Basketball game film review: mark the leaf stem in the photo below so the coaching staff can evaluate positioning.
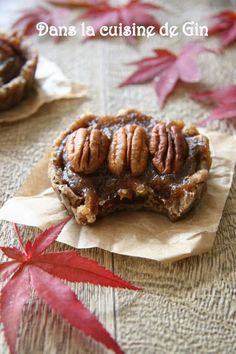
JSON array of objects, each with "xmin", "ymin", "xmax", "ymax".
[{"xmin": 12, "ymin": 223, "xmax": 27, "ymax": 256}]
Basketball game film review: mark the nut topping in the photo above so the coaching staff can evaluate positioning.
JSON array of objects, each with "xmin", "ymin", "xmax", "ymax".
[
  {"xmin": 108, "ymin": 125, "xmax": 148, "ymax": 176},
  {"xmin": 149, "ymin": 122, "xmax": 188, "ymax": 175},
  {"xmin": 66, "ymin": 128, "xmax": 110, "ymax": 174}
]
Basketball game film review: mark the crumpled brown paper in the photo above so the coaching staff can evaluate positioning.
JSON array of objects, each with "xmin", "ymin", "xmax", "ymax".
[
  {"xmin": 0, "ymin": 56, "xmax": 87, "ymax": 124},
  {"xmin": 0, "ymin": 130, "xmax": 235, "ymax": 262}
]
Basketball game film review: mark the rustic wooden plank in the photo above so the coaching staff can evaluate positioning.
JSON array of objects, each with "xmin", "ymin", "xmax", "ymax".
[{"xmin": 112, "ymin": 177, "xmax": 236, "ymax": 354}]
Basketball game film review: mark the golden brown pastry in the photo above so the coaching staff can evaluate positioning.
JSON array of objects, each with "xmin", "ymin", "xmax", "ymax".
[
  {"xmin": 0, "ymin": 32, "xmax": 37, "ymax": 111},
  {"xmin": 49, "ymin": 109, "xmax": 212, "ymax": 225}
]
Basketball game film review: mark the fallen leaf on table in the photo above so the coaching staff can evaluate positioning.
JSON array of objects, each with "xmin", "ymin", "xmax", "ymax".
[
  {"xmin": 78, "ymin": 0, "xmax": 162, "ymax": 44},
  {"xmin": 48, "ymin": 0, "xmax": 108, "ymax": 7},
  {"xmin": 120, "ymin": 42, "xmax": 214, "ymax": 108},
  {"xmin": 208, "ymin": 11, "xmax": 236, "ymax": 48},
  {"xmin": 0, "ymin": 219, "xmax": 140, "ymax": 354},
  {"xmin": 192, "ymin": 85, "xmax": 236, "ymax": 125},
  {"xmin": 12, "ymin": 6, "xmax": 70, "ymax": 41}
]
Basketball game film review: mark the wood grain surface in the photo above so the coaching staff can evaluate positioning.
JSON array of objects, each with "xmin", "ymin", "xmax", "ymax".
[{"xmin": 0, "ymin": 0, "xmax": 235, "ymax": 353}]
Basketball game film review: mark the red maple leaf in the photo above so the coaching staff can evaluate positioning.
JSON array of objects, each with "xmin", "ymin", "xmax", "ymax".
[
  {"xmin": 192, "ymin": 85, "xmax": 236, "ymax": 126},
  {"xmin": 78, "ymin": 0, "xmax": 162, "ymax": 44},
  {"xmin": 0, "ymin": 218, "xmax": 140, "ymax": 354},
  {"xmin": 120, "ymin": 42, "xmax": 214, "ymax": 109},
  {"xmin": 47, "ymin": 0, "xmax": 108, "ymax": 7},
  {"xmin": 12, "ymin": 6, "xmax": 70, "ymax": 39},
  {"xmin": 208, "ymin": 11, "xmax": 236, "ymax": 48}
]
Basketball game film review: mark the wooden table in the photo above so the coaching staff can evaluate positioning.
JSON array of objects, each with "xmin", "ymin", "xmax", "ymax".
[{"xmin": 0, "ymin": 0, "xmax": 235, "ymax": 353}]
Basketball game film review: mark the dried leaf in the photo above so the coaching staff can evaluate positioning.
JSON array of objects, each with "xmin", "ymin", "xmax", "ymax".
[
  {"xmin": 47, "ymin": 0, "xmax": 108, "ymax": 7},
  {"xmin": 208, "ymin": 11, "xmax": 236, "ymax": 48},
  {"xmin": 12, "ymin": 6, "xmax": 70, "ymax": 40},
  {"xmin": 154, "ymin": 65, "xmax": 179, "ymax": 109},
  {"xmin": 0, "ymin": 247, "xmax": 24, "ymax": 261},
  {"xmin": 78, "ymin": 0, "xmax": 162, "ymax": 44},
  {"xmin": 0, "ymin": 261, "xmax": 20, "ymax": 282},
  {"xmin": 33, "ymin": 251, "xmax": 140, "ymax": 289},
  {"xmin": 30, "ymin": 266, "xmax": 124, "ymax": 354},
  {"xmin": 0, "ymin": 219, "xmax": 139, "ymax": 354},
  {"xmin": 192, "ymin": 85, "xmax": 236, "ymax": 125},
  {"xmin": 120, "ymin": 42, "xmax": 213, "ymax": 108},
  {"xmin": 192, "ymin": 85, "xmax": 236, "ymax": 104},
  {"xmin": 30, "ymin": 217, "xmax": 71, "ymax": 255},
  {"xmin": 1, "ymin": 267, "xmax": 31, "ymax": 354}
]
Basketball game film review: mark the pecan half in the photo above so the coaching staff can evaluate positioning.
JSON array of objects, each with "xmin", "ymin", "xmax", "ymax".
[
  {"xmin": 149, "ymin": 122, "xmax": 188, "ymax": 175},
  {"xmin": 108, "ymin": 125, "xmax": 148, "ymax": 176},
  {"xmin": 66, "ymin": 128, "xmax": 110, "ymax": 174}
]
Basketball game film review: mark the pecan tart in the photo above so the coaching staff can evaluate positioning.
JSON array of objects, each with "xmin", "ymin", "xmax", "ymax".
[
  {"xmin": 49, "ymin": 110, "xmax": 212, "ymax": 225},
  {"xmin": 0, "ymin": 32, "xmax": 38, "ymax": 112}
]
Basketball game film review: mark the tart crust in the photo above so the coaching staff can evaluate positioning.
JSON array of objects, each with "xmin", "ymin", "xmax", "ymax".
[
  {"xmin": 49, "ymin": 109, "xmax": 212, "ymax": 225},
  {"xmin": 0, "ymin": 32, "xmax": 38, "ymax": 112}
]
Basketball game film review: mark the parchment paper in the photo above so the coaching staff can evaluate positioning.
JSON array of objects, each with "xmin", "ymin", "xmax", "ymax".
[
  {"xmin": 0, "ymin": 56, "xmax": 87, "ymax": 124},
  {"xmin": 0, "ymin": 130, "xmax": 235, "ymax": 262}
]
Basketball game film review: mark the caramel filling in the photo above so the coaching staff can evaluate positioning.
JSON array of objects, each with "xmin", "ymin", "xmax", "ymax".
[{"xmin": 0, "ymin": 38, "xmax": 25, "ymax": 86}]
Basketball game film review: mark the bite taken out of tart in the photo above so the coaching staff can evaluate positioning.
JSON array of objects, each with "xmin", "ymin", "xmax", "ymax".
[
  {"xmin": 49, "ymin": 109, "xmax": 212, "ymax": 225},
  {"xmin": 0, "ymin": 32, "xmax": 38, "ymax": 112}
]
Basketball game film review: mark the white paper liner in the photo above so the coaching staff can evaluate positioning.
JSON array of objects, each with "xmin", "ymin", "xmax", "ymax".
[
  {"xmin": 0, "ymin": 56, "xmax": 87, "ymax": 124},
  {"xmin": 0, "ymin": 130, "xmax": 235, "ymax": 262}
]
